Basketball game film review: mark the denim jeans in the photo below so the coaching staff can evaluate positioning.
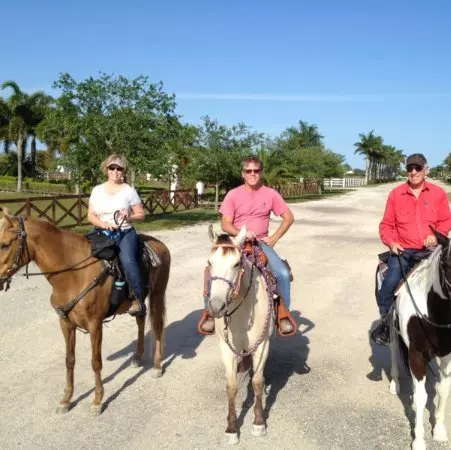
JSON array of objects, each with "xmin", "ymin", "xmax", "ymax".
[
  {"xmin": 116, "ymin": 228, "xmax": 143, "ymax": 298},
  {"xmin": 260, "ymin": 242, "xmax": 291, "ymax": 310},
  {"xmin": 377, "ymin": 248, "xmax": 432, "ymax": 315}
]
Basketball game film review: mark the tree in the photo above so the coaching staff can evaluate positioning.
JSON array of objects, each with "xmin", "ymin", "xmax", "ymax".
[
  {"xmin": 37, "ymin": 72, "xmax": 178, "ymax": 189},
  {"xmin": 192, "ymin": 116, "xmax": 263, "ymax": 210},
  {"xmin": 1, "ymin": 81, "xmax": 53, "ymax": 190},
  {"xmin": 353, "ymin": 130, "xmax": 383, "ymax": 182}
]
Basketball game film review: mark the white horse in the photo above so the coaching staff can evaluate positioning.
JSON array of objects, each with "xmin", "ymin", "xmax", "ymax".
[
  {"xmin": 389, "ymin": 232, "xmax": 451, "ymax": 450},
  {"xmin": 206, "ymin": 224, "xmax": 274, "ymax": 444}
]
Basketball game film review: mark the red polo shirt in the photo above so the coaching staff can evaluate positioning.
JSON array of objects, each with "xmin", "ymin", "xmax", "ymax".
[{"xmin": 379, "ymin": 181, "xmax": 451, "ymax": 249}]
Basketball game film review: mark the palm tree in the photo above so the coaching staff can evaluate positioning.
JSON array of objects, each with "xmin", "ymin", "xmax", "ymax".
[
  {"xmin": 0, "ymin": 97, "xmax": 12, "ymax": 153},
  {"xmin": 282, "ymin": 120, "xmax": 324, "ymax": 148},
  {"xmin": 353, "ymin": 130, "xmax": 383, "ymax": 183},
  {"xmin": 1, "ymin": 81, "xmax": 53, "ymax": 190}
]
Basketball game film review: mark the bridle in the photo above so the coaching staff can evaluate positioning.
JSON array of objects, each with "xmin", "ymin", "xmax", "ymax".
[
  {"xmin": 0, "ymin": 216, "xmax": 31, "ymax": 291},
  {"xmin": 204, "ymin": 243, "xmax": 253, "ymax": 317}
]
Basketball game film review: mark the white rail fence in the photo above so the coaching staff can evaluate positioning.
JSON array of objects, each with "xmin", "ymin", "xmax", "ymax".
[{"xmin": 322, "ymin": 177, "xmax": 367, "ymax": 189}]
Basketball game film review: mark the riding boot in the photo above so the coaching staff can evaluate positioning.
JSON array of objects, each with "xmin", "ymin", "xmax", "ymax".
[
  {"xmin": 370, "ymin": 312, "xmax": 391, "ymax": 346},
  {"xmin": 128, "ymin": 293, "xmax": 147, "ymax": 317},
  {"xmin": 197, "ymin": 309, "xmax": 215, "ymax": 335}
]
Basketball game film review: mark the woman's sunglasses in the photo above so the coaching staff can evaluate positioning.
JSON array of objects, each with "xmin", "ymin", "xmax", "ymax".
[
  {"xmin": 108, "ymin": 165, "xmax": 124, "ymax": 172},
  {"xmin": 243, "ymin": 169, "xmax": 261, "ymax": 174},
  {"xmin": 406, "ymin": 164, "xmax": 424, "ymax": 173}
]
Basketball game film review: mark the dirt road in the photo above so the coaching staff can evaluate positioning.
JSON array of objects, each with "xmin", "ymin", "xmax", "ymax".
[{"xmin": 1, "ymin": 182, "xmax": 450, "ymax": 449}]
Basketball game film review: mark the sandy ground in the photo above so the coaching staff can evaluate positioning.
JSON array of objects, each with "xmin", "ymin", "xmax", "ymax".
[{"xmin": 1, "ymin": 181, "xmax": 450, "ymax": 450}]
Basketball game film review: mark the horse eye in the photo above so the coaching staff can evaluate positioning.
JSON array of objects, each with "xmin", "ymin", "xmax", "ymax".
[{"xmin": 234, "ymin": 262, "xmax": 240, "ymax": 268}]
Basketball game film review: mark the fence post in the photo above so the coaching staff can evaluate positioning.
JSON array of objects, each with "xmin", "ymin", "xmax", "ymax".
[
  {"xmin": 343, "ymin": 178, "xmax": 346, "ymax": 188},
  {"xmin": 26, "ymin": 198, "xmax": 31, "ymax": 217}
]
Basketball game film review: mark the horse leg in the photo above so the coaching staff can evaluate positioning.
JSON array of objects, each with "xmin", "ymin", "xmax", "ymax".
[
  {"xmin": 149, "ymin": 291, "xmax": 165, "ymax": 378},
  {"xmin": 389, "ymin": 332, "xmax": 401, "ymax": 395},
  {"xmin": 219, "ymin": 340, "xmax": 239, "ymax": 444},
  {"xmin": 251, "ymin": 340, "xmax": 270, "ymax": 437},
  {"xmin": 56, "ymin": 318, "xmax": 76, "ymax": 414},
  {"xmin": 410, "ymin": 348, "xmax": 428, "ymax": 450},
  {"xmin": 89, "ymin": 322, "xmax": 104, "ymax": 415},
  {"xmin": 433, "ymin": 356, "xmax": 451, "ymax": 442},
  {"xmin": 132, "ymin": 315, "xmax": 146, "ymax": 368}
]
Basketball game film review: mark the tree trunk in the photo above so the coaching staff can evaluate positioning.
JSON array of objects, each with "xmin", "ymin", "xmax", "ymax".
[
  {"xmin": 17, "ymin": 134, "xmax": 24, "ymax": 192},
  {"xmin": 31, "ymin": 135, "xmax": 37, "ymax": 177},
  {"xmin": 364, "ymin": 157, "xmax": 369, "ymax": 184},
  {"xmin": 3, "ymin": 140, "xmax": 10, "ymax": 154},
  {"xmin": 214, "ymin": 182, "xmax": 219, "ymax": 211}
]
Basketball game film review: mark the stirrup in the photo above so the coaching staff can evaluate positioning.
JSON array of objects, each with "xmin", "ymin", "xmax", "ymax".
[
  {"xmin": 197, "ymin": 310, "xmax": 215, "ymax": 335},
  {"xmin": 277, "ymin": 300, "xmax": 297, "ymax": 337}
]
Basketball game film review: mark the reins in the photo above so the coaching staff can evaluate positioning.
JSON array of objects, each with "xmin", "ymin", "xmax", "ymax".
[{"xmin": 398, "ymin": 249, "xmax": 451, "ymax": 329}]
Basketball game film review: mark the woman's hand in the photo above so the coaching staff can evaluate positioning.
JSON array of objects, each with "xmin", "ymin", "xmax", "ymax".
[{"xmin": 101, "ymin": 222, "xmax": 118, "ymax": 231}]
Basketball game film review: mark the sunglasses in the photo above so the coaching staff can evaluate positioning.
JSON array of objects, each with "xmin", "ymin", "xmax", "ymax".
[
  {"xmin": 406, "ymin": 164, "xmax": 424, "ymax": 173},
  {"xmin": 108, "ymin": 165, "xmax": 124, "ymax": 172},
  {"xmin": 243, "ymin": 169, "xmax": 261, "ymax": 174}
]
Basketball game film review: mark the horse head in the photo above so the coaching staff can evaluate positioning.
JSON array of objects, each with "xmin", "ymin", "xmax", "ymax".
[
  {"xmin": 0, "ymin": 208, "xmax": 30, "ymax": 291},
  {"xmin": 206, "ymin": 224, "xmax": 247, "ymax": 318}
]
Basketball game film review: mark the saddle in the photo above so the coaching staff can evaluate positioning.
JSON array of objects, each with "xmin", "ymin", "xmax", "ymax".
[
  {"xmin": 86, "ymin": 229, "xmax": 161, "ymax": 317},
  {"xmin": 377, "ymin": 251, "xmax": 423, "ymax": 295}
]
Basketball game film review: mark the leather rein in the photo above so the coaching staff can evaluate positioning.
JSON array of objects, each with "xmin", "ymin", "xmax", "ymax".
[
  {"xmin": 0, "ymin": 216, "xmax": 107, "ymax": 320},
  {"xmin": 204, "ymin": 243, "xmax": 254, "ymax": 318}
]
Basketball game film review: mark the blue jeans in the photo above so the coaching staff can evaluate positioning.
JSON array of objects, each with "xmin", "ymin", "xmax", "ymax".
[
  {"xmin": 116, "ymin": 228, "xmax": 144, "ymax": 298},
  {"xmin": 260, "ymin": 242, "xmax": 291, "ymax": 310},
  {"xmin": 377, "ymin": 248, "xmax": 431, "ymax": 315}
]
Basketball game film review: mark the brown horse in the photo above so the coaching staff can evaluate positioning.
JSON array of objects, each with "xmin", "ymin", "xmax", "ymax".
[{"xmin": 0, "ymin": 210, "xmax": 170, "ymax": 415}]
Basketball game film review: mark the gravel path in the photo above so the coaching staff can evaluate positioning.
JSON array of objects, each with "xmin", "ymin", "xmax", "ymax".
[{"xmin": 1, "ymin": 182, "xmax": 450, "ymax": 449}]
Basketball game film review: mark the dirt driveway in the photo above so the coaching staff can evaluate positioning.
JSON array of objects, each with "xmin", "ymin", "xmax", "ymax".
[{"xmin": 1, "ymin": 182, "xmax": 450, "ymax": 449}]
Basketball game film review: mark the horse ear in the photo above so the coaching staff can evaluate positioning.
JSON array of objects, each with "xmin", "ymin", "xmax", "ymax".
[
  {"xmin": 208, "ymin": 224, "xmax": 217, "ymax": 242},
  {"xmin": 430, "ymin": 226, "xmax": 449, "ymax": 247},
  {"xmin": 1, "ymin": 208, "xmax": 13, "ymax": 227},
  {"xmin": 235, "ymin": 225, "xmax": 247, "ymax": 247}
]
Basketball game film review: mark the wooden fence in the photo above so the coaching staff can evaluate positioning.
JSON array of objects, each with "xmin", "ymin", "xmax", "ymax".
[
  {"xmin": 0, "ymin": 189, "xmax": 198, "ymax": 228},
  {"xmin": 274, "ymin": 180, "xmax": 321, "ymax": 197},
  {"xmin": 322, "ymin": 177, "xmax": 367, "ymax": 189}
]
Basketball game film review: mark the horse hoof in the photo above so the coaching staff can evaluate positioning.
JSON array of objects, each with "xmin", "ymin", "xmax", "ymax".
[
  {"xmin": 251, "ymin": 424, "xmax": 267, "ymax": 437},
  {"xmin": 433, "ymin": 423, "xmax": 448, "ymax": 442},
  {"xmin": 150, "ymin": 368, "xmax": 163, "ymax": 378},
  {"xmin": 224, "ymin": 432, "xmax": 239, "ymax": 445},
  {"xmin": 89, "ymin": 404, "xmax": 102, "ymax": 416},
  {"xmin": 55, "ymin": 404, "xmax": 70, "ymax": 414},
  {"xmin": 389, "ymin": 380, "xmax": 400, "ymax": 395},
  {"xmin": 411, "ymin": 438, "xmax": 426, "ymax": 450},
  {"xmin": 131, "ymin": 358, "xmax": 142, "ymax": 368}
]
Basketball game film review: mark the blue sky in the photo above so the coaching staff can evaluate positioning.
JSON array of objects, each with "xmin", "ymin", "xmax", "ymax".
[{"xmin": 2, "ymin": 0, "xmax": 450, "ymax": 168}]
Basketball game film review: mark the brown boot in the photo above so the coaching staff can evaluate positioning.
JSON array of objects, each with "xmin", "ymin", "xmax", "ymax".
[
  {"xmin": 128, "ymin": 297, "xmax": 146, "ymax": 317},
  {"xmin": 198, "ymin": 310, "xmax": 215, "ymax": 335},
  {"xmin": 279, "ymin": 318, "xmax": 295, "ymax": 335}
]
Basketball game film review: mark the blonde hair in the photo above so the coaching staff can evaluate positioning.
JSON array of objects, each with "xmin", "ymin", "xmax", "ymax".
[{"xmin": 100, "ymin": 154, "xmax": 128, "ymax": 176}]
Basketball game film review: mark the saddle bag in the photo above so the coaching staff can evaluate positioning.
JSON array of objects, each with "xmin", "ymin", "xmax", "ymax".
[{"xmin": 86, "ymin": 229, "xmax": 118, "ymax": 261}]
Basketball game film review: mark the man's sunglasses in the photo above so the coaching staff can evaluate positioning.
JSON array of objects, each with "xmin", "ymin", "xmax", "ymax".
[
  {"xmin": 243, "ymin": 169, "xmax": 261, "ymax": 174},
  {"xmin": 406, "ymin": 164, "xmax": 424, "ymax": 173},
  {"xmin": 108, "ymin": 165, "xmax": 124, "ymax": 172}
]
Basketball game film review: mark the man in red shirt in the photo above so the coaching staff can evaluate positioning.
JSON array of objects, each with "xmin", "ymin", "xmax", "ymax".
[
  {"xmin": 199, "ymin": 155, "xmax": 295, "ymax": 335},
  {"xmin": 371, "ymin": 153, "xmax": 451, "ymax": 345}
]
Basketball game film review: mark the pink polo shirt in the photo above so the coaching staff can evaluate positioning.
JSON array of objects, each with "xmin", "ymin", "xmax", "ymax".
[{"xmin": 219, "ymin": 185, "xmax": 289, "ymax": 239}]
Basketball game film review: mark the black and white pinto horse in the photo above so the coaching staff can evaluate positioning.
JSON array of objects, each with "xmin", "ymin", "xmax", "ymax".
[{"xmin": 388, "ymin": 230, "xmax": 451, "ymax": 450}]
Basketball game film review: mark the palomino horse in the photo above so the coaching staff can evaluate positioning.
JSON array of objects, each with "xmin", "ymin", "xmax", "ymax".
[
  {"xmin": 389, "ymin": 230, "xmax": 451, "ymax": 450},
  {"xmin": 206, "ymin": 224, "xmax": 275, "ymax": 444},
  {"xmin": 0, "ymin": 210, "xmax": 170, "ymax": 415}
]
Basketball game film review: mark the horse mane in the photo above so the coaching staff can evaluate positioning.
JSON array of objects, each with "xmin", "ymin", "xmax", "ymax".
[{"xmin": 397, "ymin": 245, "xmax": 444, "ymax": 298}]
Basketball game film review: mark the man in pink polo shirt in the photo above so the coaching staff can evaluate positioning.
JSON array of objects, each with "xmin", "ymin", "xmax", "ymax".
[
  {"xmin": 199, "ymin": 155, "xmax": 295, "ymax": 335},
  {"xmin": 371, "ymin": 153, "xmax": 451, "ymax": 345}
]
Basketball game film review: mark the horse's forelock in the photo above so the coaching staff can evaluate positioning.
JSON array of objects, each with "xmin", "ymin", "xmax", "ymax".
[{"xmin": 213, "ymin": 234, "xmax": 237, "ymax": 255}]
